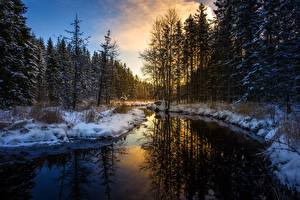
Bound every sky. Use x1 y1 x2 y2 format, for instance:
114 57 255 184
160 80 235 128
23 0 214 77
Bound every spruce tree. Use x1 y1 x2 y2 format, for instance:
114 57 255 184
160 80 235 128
66 14 88 109
0 0 37 107
97 30 118 106
35 37 47 102
194 3 210 101
210 0 234 102
45 38 59 105
57 38 73 107
183 15 197 102
174 20 184 103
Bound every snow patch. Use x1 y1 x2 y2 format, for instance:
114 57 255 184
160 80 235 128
266 136 300 191
0 108 145 147
69 109 145 139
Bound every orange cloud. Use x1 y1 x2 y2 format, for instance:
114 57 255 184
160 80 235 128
94 0 214 76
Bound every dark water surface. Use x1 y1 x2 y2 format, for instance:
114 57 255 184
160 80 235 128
0 110 298 200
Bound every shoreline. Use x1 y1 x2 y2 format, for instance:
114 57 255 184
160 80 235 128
148 102 300 192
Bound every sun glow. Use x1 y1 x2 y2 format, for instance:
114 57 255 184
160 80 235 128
94 0 215 76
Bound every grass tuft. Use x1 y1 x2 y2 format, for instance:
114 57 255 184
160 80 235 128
30 106 64 124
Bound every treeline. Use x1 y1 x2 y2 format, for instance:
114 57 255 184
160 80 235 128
0 0 152 109
142 1 300 110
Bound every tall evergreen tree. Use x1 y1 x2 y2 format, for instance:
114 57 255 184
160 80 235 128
174 20 184 103
57 38 73 107
0 0 37 107
35 37 47 102
45 38 59 104
66 14 88 109
194 3 210 101
97 30 118 105
183 15 197 102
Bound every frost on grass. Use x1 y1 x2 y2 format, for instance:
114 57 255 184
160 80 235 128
0 108 145 147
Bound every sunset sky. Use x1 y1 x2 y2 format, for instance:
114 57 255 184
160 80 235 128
23 0 214 77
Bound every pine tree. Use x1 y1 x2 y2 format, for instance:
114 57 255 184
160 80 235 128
57 38 73 107
97 30 118 105
66 14 89 109
45 38 59 104
23 34 39 104
194 3 210 101
174 20 184 103
183 15 197 102
211 0 234 102
229 0 260 101
35 37 47 102
0 0 37 107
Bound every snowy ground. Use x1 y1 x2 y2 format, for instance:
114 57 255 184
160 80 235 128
148 102 300 192
0 107 145 148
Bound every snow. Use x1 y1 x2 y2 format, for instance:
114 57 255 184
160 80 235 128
61 108 114 125
147 100 167 111
115 100 154 107
69 109 145 139
0 108 145 147
163 103 275 137
266 136 300 191
148 102 300 191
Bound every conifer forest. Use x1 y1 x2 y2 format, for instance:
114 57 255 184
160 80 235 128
0 0 299 199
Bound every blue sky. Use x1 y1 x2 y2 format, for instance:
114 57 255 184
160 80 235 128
23 0 214 77
23 0 115 52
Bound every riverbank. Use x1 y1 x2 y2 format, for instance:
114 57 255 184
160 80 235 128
3 112 297 199
148 102 300 192
0 105 146 147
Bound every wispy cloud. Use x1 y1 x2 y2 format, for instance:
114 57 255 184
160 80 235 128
93 0 214 76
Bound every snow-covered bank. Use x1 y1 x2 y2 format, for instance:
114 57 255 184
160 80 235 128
148 102 300 191
70 109 145 138
267 136 300 191
113 100 154 107
0 108 145 147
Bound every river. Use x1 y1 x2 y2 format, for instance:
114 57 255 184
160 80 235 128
0 108 298 199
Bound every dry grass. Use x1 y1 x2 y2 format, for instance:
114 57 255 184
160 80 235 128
77 100 97 111
84 109 97 123
30 106 64 124
207 101 233 111
11 106 31 119
275 116 300 146
232 102 276 120
205 101 277 120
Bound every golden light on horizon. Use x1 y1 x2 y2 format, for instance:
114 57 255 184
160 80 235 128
94 0 215 77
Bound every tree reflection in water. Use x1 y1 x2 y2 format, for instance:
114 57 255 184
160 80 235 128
0 142 126 200
0 113 298 200
142 114 284 200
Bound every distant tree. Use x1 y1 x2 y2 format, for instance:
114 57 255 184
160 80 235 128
35 37 47 102
45 38 60 104
183 15 197 102
57 38 73 107
194 3 210 101
97 30 118 105
66 14 89 109
174 20 184 103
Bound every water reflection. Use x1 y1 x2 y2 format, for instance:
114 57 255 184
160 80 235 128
0 113 298 200
0 143 126 200
141 114 292 200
